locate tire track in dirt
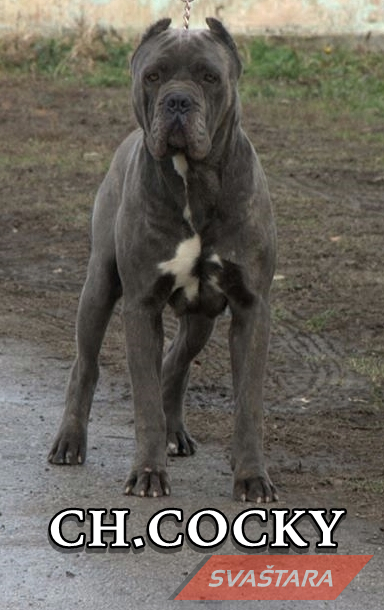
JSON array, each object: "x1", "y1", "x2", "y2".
[
  {"x1": 268, "y1": 313, "x2": 345, "y2": 410},
  {"x1": 163, "y1": 308, "x2": 365, "y2": 414}
]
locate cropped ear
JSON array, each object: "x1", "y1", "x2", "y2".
[
  {"x1": 140, "y1": 18, "x2": 172, "y2": 45},
  {"x1": 131, "y1": 18, "x2": 172, "y2": 68},
  {"x1": 206, "y1": 17, "x2": 242, "y2": 77}
]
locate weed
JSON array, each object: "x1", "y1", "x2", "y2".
[{"x1": 305, "y1": 309, "x2": 336, "y2": 332}]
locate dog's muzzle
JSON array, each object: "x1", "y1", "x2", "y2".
[
  {"x1": 148, "y1": 82, "x2": 211, "y2": 160},
  {"x1": 164, "y1": 91, "x2": 193, "y2": 150}
]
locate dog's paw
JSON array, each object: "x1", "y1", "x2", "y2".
[
  {"x1": 233, "y1": 471, "x2": 279, "y2": 504},
  {"x1": 48, "y1": 423, "x2": 87, "y2": 465},
  {"x1": 167, "y1": 429, "x2": 197, "y2": 456},
  {"x1": 125, "y1": 466, "x2": 171, "y2": 498}
]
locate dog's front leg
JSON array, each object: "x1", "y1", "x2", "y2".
[
  {"x1": 123, "y1": 303, "x2": 170, "y2": 497},
  {"x1": 229, "y1": 295, "x2": 278, "y2": 503}
]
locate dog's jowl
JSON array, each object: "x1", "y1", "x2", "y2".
[{"x1": 48, "y1": 18, "x2": 278, "y2": 503}]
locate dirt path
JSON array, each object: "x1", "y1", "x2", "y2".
[{"x1": 1, "y1": 76, "x2": 383, "y2": 607}]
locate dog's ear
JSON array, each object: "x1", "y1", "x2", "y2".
[
  {"x1": 131, "y1": 19, "x2": 172, "y2": 70},
  {"x1": 206, "y1": 17, "x2": 242, "y2": 77},
  {"x1": 141, "y1": 18, "x2": 172, "y2": 45}
]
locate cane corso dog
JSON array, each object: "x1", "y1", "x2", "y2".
[{"x1": 48, "y1": 18, "x2": 278, "y2": 503}]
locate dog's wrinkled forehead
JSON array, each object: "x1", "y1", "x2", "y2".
[{"x1": 131, "y1": 18, "x2": 242, "y2": 80}]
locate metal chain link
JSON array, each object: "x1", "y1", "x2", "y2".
[{"x1": 181, "y1": 0, "x2": 195, "y2": 30}]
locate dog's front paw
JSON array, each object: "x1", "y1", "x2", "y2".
[
  {"x1": 167, "y1": 428, "x2": 197, "y2": 456},
  {"x1": 125, "y1": 465, "x2": 171, "y2": 498},
  {"x1": 233, "y1": 470, "x2": 279, "y2": 504},
  {"x1": 48, "y1": 422, "x2": 87, "y2": 465}
]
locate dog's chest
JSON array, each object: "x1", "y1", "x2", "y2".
[{"x1": 157, "y1": 155, "x2": 227, "y2": 316}]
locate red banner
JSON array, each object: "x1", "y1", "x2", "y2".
[{"x1": 172, "y1": 555, "x2": 372, "y2": 600}]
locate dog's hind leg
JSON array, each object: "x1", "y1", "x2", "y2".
[
  {"x1": 162, "y1": 312, "x2": 215, "y2": 456},
  {"x1": 48, "y1": 255, "x2": 121, "y2": 465}
]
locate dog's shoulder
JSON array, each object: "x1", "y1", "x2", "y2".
[{"x1": 113, "y1": 128, "x2": 144, "y2": 164}]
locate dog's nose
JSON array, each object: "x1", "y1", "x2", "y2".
[{"x1": 165, "y1": 93, "x2": 192, "y2": 115}]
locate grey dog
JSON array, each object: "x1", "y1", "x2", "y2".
[{"x1": 48, "y1": 18, "x2": 278, "y2": 503}]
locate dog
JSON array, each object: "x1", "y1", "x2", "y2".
[{"x1": 48, "y1": 18, "x2": 278, "y2": 503}]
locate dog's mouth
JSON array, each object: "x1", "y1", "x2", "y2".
[{"x1": 166, "y1": 117, "x2": 188, "y2": 152}]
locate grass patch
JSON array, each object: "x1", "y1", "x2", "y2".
[
  {"x1": 1, "y1": 29, "x2": 384, "y2": 114},
  {"x1": 271, "y1": 305, "x2": 292, "y2": 323},
  {"x1": 0, "y1": 26, "x2": 132, "y2": 86},
  {"x1": 240, "y1": 38, "x2": 384, "y2": 116},
  {"x1": 305, "y1": 309, "x2": 336, "y2": 332},
  {"x1": 348, "y1": 355, "x2": 384, "y2": 387},
  {"x1": 348, "y1": 355, "x2": 384, "y2": 407},
  {"x1": 345, "y1": 477, "x2": 384, "y2": 495}
]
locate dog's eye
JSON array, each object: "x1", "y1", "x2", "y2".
[
  {"x1": 146, "y1": 72, "x2": 160, "y2": 83},
  {"x1": 203, "y1": 73, "x2": 218, "y2": 84}
]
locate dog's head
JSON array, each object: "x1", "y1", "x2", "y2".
[{"x1": 131, "y1": 18, "x2": 242, "y2": 161}]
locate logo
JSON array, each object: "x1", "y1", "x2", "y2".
[{"x1": 171, "y1": 555, "x2": 372, "y2": 600}]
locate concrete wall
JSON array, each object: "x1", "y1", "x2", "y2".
[{"x1": 1, "y1": 0, "x2": 384, "y2": 35}]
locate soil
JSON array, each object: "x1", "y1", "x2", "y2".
[{"x1": 1, "y1": 75, "x2": 383, "y2": 525}]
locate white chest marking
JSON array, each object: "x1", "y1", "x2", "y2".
[
  {"x1": 165, "y1": 157, "x2": 222, "y2": 302},
  {"x1": 208, "y1": 253, "x2": 222, "y2": 266},
  {"x1": 207, "y1": 253, "x2": 224, "y2": 293},
  {"x1": 158, "y1": 234, "x2": 201, "y2": 301},
  {"x1": 172, "y1": 153, "x2": 193, "y2": 228},
  {"x1": 172, "y1": 153, "x2": 188, "y2": 183}
]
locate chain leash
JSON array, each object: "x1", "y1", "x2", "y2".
[{"x1": 181, "y1": 0, "x2": 195, "y2": 30}]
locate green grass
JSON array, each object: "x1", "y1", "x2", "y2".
[
  {"x1": 0, "y1": 28, "x2": 133, "y2": 86},
  {"x1": 271, "y1": 305, "x2": 292, "y2": 322},
  {"x1": 1, "y1": 29, "x2": 384, "y2": 114},
  {"x1": 348, "y1": 355, "x2": 384, "y2": 407},
  {"x1": 240, "y1": 38, "x2": 384, "y2": 116},
  {"x1": 345, "y1": 477, "x2": 384, "y2": 495},
  {"x1": 305, "y1": 309, "x2": 336, "y2": 332},
  {"x1": 348, "y1": 355, "x2": 384, "y2": 387}
]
